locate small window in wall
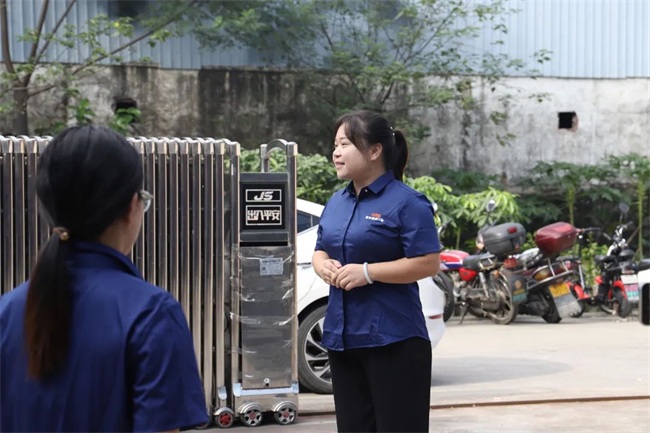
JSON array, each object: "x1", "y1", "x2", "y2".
[
  {"x1": 112, "y1": 97, "x2": 139, "y2": 124},
  {"x1": 558, "y1": 112, "x2": 578, "y2": 131}
]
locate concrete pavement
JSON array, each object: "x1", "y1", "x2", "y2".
[
  {"x1": 298, "y1": 313, "x2": 650, "y2": 415},
  {"x1": 249, "y1": 400, "x2": 650, "y2": 432}
]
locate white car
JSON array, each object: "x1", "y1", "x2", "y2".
[{"x1": 296, "y1": 198, "x2": 446, "y2": 393}]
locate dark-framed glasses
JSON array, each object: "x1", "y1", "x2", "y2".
[{"x1": 139, "y1": 190, "x2": 153, "y2": 212}]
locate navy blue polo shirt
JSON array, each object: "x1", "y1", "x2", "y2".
[
  {"x1": 315, "y1": 170, "x2": 440, "y2": 351},
  {"x1": 0, "y1": 241, "x2": 208, "y2": 432}
]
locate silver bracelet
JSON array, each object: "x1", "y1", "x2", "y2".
[{"x1": 363, "y1": 262, "x2": 374, "y2": 284}]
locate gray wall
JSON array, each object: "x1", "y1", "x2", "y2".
[
  {"x1": 412, "y1": 76, "x2": 650, "y2": 181},
  {"x1": 13, "y1": 65, "x2": 650, "y2": 182}
]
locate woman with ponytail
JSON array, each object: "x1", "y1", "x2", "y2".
[
  {"x1": 312, "y1": 110, "x2": 441, "y2": 432},
  {"x1": 0, "y1": 125, "x2": 208, "y2": 432}
]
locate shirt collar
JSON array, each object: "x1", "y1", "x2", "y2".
[
  {"x1": 342, "y1": 170, "x2": 395, "y2": 197},
  {"x1": 70, "y1": 240, "x2": 143, "y2": 279}
]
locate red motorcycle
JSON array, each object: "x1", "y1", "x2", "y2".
[
  {"x1": 500, "y1": 222, "x2": 582, "y2": 323},
  {"x1": 437, "y1": 200, "x2": 509, "y2": 322}
]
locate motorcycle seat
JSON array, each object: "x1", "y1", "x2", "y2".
[{"x1": 462, "y1": 253, "x2": 496, "y2": 271}]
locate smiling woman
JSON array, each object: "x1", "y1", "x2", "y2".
[
  {"x1": 312, "y1": 110, "x2": 441, "y2": 433},
  {"x1": 295, "y1": 197, "x2": 446, "y2": 395}
]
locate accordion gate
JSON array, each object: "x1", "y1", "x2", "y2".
[{"x1": 0, "y1": 135, "x2": 299, "y2": 428}]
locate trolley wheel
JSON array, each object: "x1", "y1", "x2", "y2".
[
  {"x1": 214, "y1": 407, "x2": 235, "y2": 429},
  {"x1": 239, "y1": 408, "x2": 263, "y2": 427},
  {"x1": 273, "y1": 405, "x2": 297, "y2": 425}
]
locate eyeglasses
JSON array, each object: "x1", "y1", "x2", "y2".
[{"x1": 139, "y1": 190, "x2": 153, "y2": 212}]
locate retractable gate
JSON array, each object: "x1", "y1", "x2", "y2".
[{"x1": 0, "y1": 135, "x2": 299, "y2": 428}]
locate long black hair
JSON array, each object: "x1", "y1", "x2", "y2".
[
  {"x1": 24, "y1": 125, "x2": 143, "y2": 380},
  {"x1": 334, "y1": 110, "x2": 409, "y2": 181}
]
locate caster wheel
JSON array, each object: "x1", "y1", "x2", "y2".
[
  {"x1": 239, "y1": 408, "x2": 263, "y2": 427},
  {"x1": 214, "y1": 407, "x2": 235, "y2": 429},
  {"x1": 273, "y1": 406, "x2": 297, "y2": 425}
]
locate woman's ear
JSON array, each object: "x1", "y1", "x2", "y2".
[
  {"x1": 123, "y1": 192, "x2": 141, "y2": 225},
  {"x1": 369, "y1": 143, "x2": 383, "y2": 162}
]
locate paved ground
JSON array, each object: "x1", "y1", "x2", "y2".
[
  {"x1": 234, "y1": 399, "x2": 650, "y2": 432},
  {"x1": 202, "y1": 312, "x2": 650, "y2": 431}
]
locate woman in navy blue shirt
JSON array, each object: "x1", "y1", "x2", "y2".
[
  {"x1": 313, "y1": 111, "x2": 441, "y2": 432},
  {"x1": 0, "y1": 126, "x2": 208, "y2": 432}
]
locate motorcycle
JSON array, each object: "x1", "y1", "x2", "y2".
[
  {"x1": 500, "y1": 222, "x2": 583, "y2": 323},
  {"x1": 566, "y1": 203, "x2": 648, "y2": 318},
  {"x1": 436, "y1": 200, "x2": 521, "y2": 324},
  {"x1": 453, "y1": 201, "x2": 526, "y2": 325}
]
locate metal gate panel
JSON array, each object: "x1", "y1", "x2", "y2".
[{"x1": 0, "y1": 134, "x2": 230, "y2": 416}]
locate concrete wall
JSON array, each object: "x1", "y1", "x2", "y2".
[
  {"x1": 5, "y1": 65, "x2": 649, "y2": 182},
  {"x1": 413, "y1": 76, "x2": 650, "y2": 182}
]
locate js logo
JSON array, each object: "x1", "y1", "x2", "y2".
[{"x1": 253, "y1": 191, "x2": 275, "y2": 201}]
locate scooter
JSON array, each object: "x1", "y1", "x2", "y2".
[{"x1": 501, "y1": 222, "x2": 583, "y2": 323}]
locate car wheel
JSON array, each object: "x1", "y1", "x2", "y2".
[{"x1": 298, "y1": 305, "x2": 333, "y2": 394}]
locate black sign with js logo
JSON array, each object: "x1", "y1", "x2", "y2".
[{"x1": 241, "y1": 183, "x2": 286, "y2": 231}]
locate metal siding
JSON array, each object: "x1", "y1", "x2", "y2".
[{"x1": 1, "y1": 0, "x2": 648, "y2": 77}]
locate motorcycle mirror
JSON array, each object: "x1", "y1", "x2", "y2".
[
  {"x1": 485, "y1": 199, "x2": 496, "y2": 213},
  {"x1": 619, "y1": 202, "x2": 630, "y2": 215}
]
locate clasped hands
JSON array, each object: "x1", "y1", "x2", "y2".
[{"x1": 320, "y1": 259, "x2": 369, "y2": 291}]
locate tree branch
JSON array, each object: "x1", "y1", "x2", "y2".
[
  {"x1": 27, "y1": 0, "x2": 50, "y2": 63},
  {"x1": 33, "y1": 0, "x2": 77, "y2": 67},
  {"x1": 23, "y1": 0, "x2": 51, "y2": 86},
  {"x1": 28, "y1": 0, "x2": 200, "y2": 98},
  {"x1": 0, "y1": 0, "x2": 16, "y2": 75}
]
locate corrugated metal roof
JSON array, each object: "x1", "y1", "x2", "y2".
[
  {"x1": 473, "y1": 0, "x2": 650, "y2": 78},
  {"x1": 1, "y1": 0, "x2": 648, "y2": 77}
]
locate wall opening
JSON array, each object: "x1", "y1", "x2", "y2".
[
  {"x1": 558, "y1": 112, "x2": 578, "y2": 130},
  {"x1": 112, "y1": 97, "x2": 139, "y2": 124}
]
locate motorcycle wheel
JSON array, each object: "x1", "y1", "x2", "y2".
[
  {"x1": 433, "y1": 273, "x2": 455, "y2": 322},
  {"x1": 490, "y1": 276, "x2": 518, "y2": 325},
  {"x1": 614, "y1": 289, "x2": 632, "y2": 318},
  {"x1": 600, "y1": 289, "x2": 632, "y2": 318}
]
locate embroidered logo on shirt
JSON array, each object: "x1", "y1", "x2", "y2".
[{"x1": 365, "y1": 212, "x2": 384, "y2": 223}]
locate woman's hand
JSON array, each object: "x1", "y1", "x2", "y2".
[
  {"x1": 332, "y1": 264, "x2": 368, "y2": 291},
  {"x1": 319, "y1": 258, "x2": 343, "y2": 286}
]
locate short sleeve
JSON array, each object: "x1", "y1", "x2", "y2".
[
  {"x1": 314, "y1": 200, "x2": 331, "y2": 252},
  {"x1": 399, "y1": 194, "x2": 441, "y2": 257},
  {"x1": 128, "y1": 297, "x2": 209, "y2": 432}
]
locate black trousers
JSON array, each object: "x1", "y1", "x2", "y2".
[{"x1": 328, "y1": 337, "x2": 432, "y2": 433}]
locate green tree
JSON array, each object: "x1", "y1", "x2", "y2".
[
  {"x1": 0, "y1": 0, "x2": 198, "y2": 134},
  {"x1": 190, "y1": 0, "x2": 550, "y2": 151}
]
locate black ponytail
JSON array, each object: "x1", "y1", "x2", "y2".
[
  {"x1": 24, "y1": 234, "x2": 72, "y2": 379},
  {"x1": 23, "y1": 125, "x2": 143, "y2": 380},
  {"x1": 392, "y1": 129, "x2": 408, "y2": 181}
]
